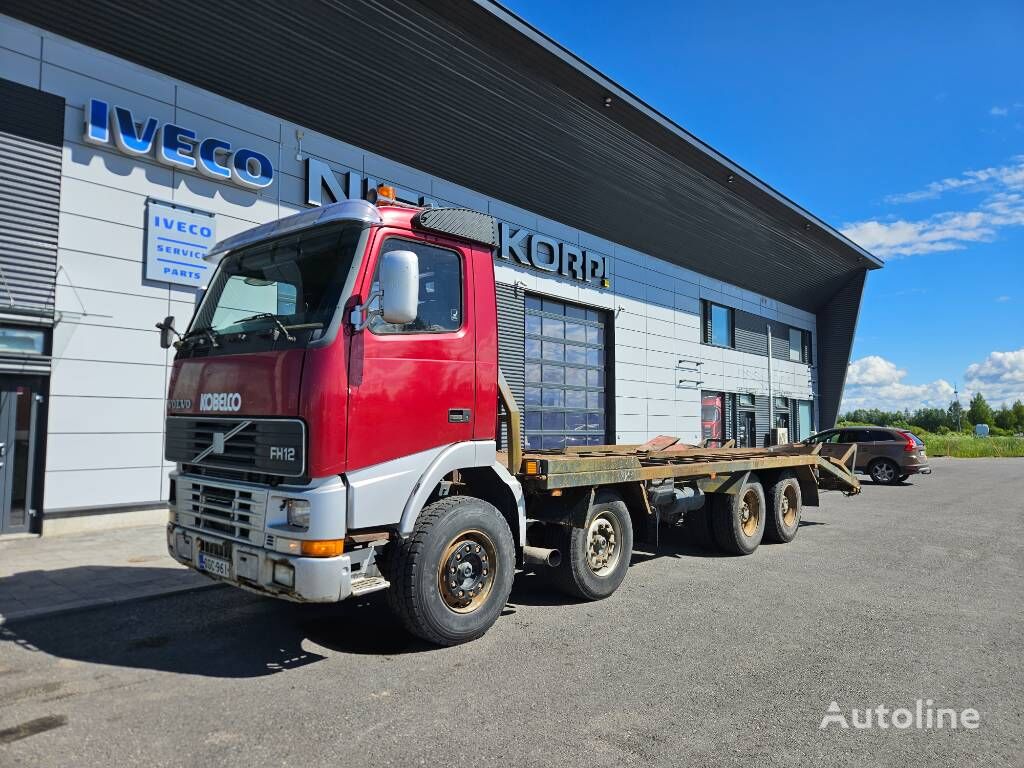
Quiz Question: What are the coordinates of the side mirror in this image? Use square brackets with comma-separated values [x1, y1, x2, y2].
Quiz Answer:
[379, 250, 419, 325]
[156, 316, 177, 349]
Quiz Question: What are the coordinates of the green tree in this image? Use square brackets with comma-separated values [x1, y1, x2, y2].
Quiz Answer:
[912, 407, 949, 433]
[967, 393, 994, 427]
[994, 405, 1015, 431]
[1012, 400, 1024, 433]
[947, 398, 965, 431]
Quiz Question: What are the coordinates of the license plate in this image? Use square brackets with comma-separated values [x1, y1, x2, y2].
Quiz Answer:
[198, 552, 231, 578]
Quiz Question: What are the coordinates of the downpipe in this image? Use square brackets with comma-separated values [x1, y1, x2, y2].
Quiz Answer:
[523, 546, 562, 568]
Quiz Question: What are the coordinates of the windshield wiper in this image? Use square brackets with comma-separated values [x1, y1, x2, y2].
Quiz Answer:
[236, 313, 325, 342]
[181, 326, 220, 348]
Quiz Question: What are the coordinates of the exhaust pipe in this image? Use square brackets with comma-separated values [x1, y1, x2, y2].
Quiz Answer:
[523, 546, 561, 568]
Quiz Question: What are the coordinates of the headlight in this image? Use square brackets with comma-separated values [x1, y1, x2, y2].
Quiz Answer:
[273, 561, 295, 588]
[283, 498, 311, 529]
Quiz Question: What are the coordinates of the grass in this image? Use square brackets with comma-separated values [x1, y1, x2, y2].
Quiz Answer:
[921, 434, 1024, 458]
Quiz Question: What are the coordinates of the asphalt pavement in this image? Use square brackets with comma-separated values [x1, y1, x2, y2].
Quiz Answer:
[1, 457, 1021, 767]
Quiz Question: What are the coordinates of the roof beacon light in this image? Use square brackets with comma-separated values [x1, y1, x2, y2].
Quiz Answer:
[376, 184, 397, 204]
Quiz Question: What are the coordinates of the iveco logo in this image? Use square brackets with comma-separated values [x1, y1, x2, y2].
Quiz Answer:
[199, 392, 242, 412]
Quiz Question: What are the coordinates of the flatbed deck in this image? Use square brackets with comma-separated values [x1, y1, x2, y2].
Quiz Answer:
[509, 437, 860, 494]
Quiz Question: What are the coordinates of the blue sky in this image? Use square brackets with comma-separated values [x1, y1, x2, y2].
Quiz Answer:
[504, 0, 1024, 411]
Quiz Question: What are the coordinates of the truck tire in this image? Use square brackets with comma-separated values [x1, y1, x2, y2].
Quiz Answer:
[384, 495, 515, 646]
[868, 458, 899, 485]
[764, 472, 802, 543]
[710, 475, 766, 555]
[553, 490, 633, 601]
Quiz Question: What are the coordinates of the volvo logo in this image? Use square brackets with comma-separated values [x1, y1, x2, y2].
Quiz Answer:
[199, 392, 242, 412]
[191, 420, 252, 464]
[167, 398, 192, 410]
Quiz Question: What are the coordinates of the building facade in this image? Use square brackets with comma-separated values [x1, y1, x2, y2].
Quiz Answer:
[0, 1, 880, 535]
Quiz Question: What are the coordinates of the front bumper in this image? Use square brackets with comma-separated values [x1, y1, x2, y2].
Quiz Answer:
[167, 523, 353, 601]
[167, 470, 357, 602]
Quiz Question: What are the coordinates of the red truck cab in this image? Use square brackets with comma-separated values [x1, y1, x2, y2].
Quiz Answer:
[164, 197, 524, 643]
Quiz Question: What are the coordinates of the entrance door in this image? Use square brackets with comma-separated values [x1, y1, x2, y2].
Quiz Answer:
[0, 387, 36, 535]
[738, 410, 756, 448]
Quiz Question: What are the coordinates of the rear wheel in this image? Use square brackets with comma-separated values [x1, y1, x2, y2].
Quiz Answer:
[553, 491, 633, 600]
[869, 459, 899, 485]
[385, 496, 515, 646]
[765, 472, 802, 543]
[711, 475, 766, 555]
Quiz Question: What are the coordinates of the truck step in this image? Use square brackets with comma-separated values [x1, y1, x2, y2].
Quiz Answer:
[351, 576, 389, 596]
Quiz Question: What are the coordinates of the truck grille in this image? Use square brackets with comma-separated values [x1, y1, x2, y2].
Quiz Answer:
[176, 476, 269, 544]
[165, 417, 305, 477]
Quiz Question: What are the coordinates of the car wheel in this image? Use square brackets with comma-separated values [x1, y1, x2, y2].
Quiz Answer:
[869, 459, 899, 485]
[898, 474, 910, 482]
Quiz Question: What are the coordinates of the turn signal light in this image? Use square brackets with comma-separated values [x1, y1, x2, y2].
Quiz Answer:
[523, 459, 540, 475]
[301, 539, 344, 557]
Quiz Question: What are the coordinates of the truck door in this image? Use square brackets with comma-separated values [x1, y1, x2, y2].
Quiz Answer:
[346, 231, 476, 471]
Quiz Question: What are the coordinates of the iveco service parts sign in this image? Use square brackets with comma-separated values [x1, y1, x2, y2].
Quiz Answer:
[83, 98, 274, 189]
[145, 201, 216, 287]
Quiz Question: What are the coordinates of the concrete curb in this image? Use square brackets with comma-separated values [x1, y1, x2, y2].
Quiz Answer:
[0, 580, 225, 626]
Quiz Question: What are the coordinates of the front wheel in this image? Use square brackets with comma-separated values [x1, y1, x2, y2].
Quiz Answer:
[553, 491, 633, 601]
[385, 496, 515, 646]
[869, 459, 899, 485]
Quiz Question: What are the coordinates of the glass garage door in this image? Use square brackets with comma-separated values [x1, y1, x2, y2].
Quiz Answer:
[523, 295, 608, 450]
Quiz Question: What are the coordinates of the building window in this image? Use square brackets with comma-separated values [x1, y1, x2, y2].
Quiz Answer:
[702, 301, 733, 348]
[523, 296, 608, 450]
[789, 327, 811, 364]
[0, 327, 45, 355]
[738, 392, 755, 408]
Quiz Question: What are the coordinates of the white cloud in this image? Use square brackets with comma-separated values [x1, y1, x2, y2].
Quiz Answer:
[841, 156, 1024, 258]
[882, 156, 1024, 204]
[842, 349, 1024, 413]
[841, 355, 955, 413]
[991, 106, 1009, 117]
[995, 295, 1011, 302]
[964, 349, 1024, 405]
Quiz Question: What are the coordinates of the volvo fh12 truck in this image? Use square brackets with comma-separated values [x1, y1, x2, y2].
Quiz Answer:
[161, 190, 859, 646]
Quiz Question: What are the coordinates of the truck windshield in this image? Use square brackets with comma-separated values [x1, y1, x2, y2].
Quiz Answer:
[188, 224, 363, 344]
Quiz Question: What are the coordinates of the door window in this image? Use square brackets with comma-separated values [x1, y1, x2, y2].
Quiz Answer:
[369, 239, 462, 334]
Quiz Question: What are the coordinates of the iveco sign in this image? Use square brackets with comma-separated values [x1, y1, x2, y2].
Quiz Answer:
[84, 99, 274, 190]
[306, 158, 607, 284]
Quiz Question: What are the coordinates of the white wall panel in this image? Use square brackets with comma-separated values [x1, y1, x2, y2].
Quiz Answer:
[46, 432, 163, 472]
[43, 467, 163, 510]
[48, 395, 165, 435]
